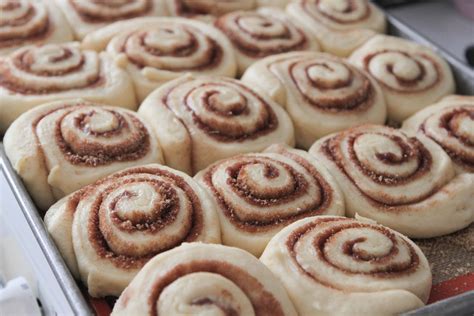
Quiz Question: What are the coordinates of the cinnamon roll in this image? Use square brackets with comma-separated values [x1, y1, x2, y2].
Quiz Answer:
[349, 35, 455, 122]
[44, 164, 220, 297]
[54, 0, 168, 39]
[260, 216, 432, 315]
[215, 8, 320, 75]
[402, 95, 474, 174]
[4, 99, 163, 211]
[194, 144, 345, 256]
[138, 75, 295, 175]
[82, 17, 237, 102]
[0, 42, 137, 134]
[112, 243, 297, 315]
[0, 0, 73, 56]
[286, 0, 386, 57]
[165, 0, 256, 22]
[309, 124, 474, 238]
[242, 51, 386, 148]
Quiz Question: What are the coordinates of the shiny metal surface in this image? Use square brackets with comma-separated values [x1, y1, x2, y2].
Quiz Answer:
[0, 144, 92, 315]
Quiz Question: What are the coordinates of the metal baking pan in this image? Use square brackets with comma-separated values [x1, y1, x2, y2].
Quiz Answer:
[0, 144, 93, 315]
[0, 12, 472, 316]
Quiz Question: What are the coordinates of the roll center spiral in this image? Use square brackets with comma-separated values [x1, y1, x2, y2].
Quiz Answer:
[235, 162, 295, 199]
[205, 89, 247, 116]
[110, 182, 173, 224]
[307, 62, 351, 89]
[24, 45, 83, 74]
[143, 28, 194, 54]
[353, 133, 419, 178]
[80, 110, 120, 133]
[446, 110, 474, 144]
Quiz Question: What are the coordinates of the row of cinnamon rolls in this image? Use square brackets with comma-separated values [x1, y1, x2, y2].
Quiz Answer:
[3, 92, 473, 314]
[40, 145, 435, 315]
[1, 1, 472, 315]
[1, 0, 382, 54]
[1, 1, 456, 134]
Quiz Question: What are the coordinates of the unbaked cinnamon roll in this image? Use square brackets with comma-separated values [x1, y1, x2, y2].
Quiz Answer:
[112, 243, 297, 315]
[195, 144, 344, 256]
[0, 42, 137, 133]
[260, 216, 432, 315]
[54, 0, 168, 39]
[0, 0, 73, 56]
[165, 0, 256, 22]
[309, 124, 474, 238]
[82, 17, 237, 102]
[286, 0, 386, 57]
[349, 35, 455, 123]
[215, 8, 319, 75]
[402, 95, 474, 174]
[242, 51, 386, 148]
[138, 75, 295, 175]
[45, 164, 220, 297]
[4, 99, 163, 211]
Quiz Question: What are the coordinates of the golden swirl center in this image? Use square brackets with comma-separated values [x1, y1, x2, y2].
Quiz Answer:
[27, 45, 82, 73]
[111, 182, 171, 223]
[82, 110, 120, 133]
[353, 133, 419, 178]
[236, 162, 295, 199]
[319, 225, 413, 274]
[188, 84, 269, 137]
[142, 28, 193, 53]
[449, 111, 474, 143]
[206, 88, 246, 115]
[307, 61, 351, 88]
[365, 50, 440, 92]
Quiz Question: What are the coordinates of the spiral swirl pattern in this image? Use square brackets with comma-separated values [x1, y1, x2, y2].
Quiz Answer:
[242, 51, 386, 148]
[349, 35, 455, 122]
[0, 0, 73, 55]
[195, 144, 344, 256]
[403, 95, 474, 174]
[166, 0, 256, 21]
[4, 99, 163, 210]
[112, 243, 297, 316]
[286, 0, 386, 56]
[260, 216, 432, 315]
[215, 8, 319, 74]
[1, 43, 101, 94]
[0, 42, 137, 133]
[139, 75, 294, 175]
[55, 0, 167, 39]
[309, 124, 474, 238]
[44, 165, 221, 297]
[83, 17, 237, 101]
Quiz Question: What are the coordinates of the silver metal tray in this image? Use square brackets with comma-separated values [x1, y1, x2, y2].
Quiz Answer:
[0, 12, 472, 316]
[0, 145, 93, 315]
